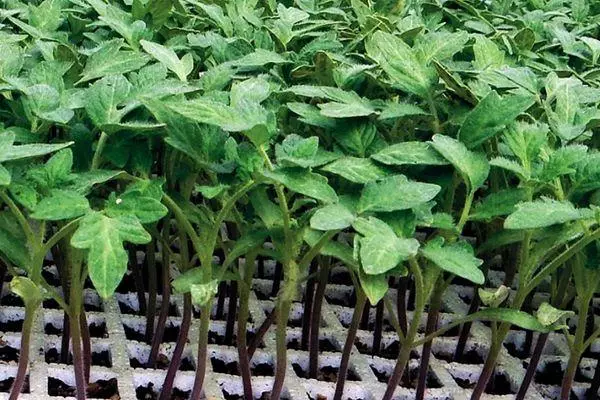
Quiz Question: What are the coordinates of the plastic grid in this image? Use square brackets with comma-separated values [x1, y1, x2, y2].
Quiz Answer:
[0, 260, 594, 399]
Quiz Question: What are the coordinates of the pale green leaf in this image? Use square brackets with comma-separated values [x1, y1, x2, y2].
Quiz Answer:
[80, 40, 150, 83]
[30, 189, 90, 220]
[372, 142, 448, 166]
[322, 157, 387, 184]
[310, 203, 355, 231]
[431, 135, 489, 191]
[140, 40, 192, 81]
[458, 91, 534, 148]
[263, 168, 338, 203]
[421, 237, 484, 284]
[365, 30, 433, 98]
[358, 175, 440, 213]
[504, 198, 593, 230]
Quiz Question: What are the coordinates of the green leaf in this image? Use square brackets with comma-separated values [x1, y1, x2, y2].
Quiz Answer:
[372, 142, 448, 166]
[470, 188, 529, 221]
[30, 190, 90, 220]
[430, 135, 489, 191]
[358, 268, 388, 305]
[10, 277, 43, 307]
[0, 165, 10, 186]
[79, 40, 150, 83]
[195, 184, 228, 199]
[71, 212, 151, 298]
[536, 302, 574, 327]
[458, 91, 534, 148]
[191, 279, 219, 306]
[0, 211, 29, 269]
[310, 203, 355, 231]
[140, 40, 193, 82]
[22, 84, 74, 124]
[65, 170, 124, 195]
[85, 75, 132, 128]
[415, 31, 469, 64]
[275, 134, 322, 168]
[105, 191, 167, 224]
[468, 308, 552, 332]
[359, 233, 419, 275]
[478, 285, 510, 307]
[472, 35, 505, 70]
[504, 198, 593, 230]
[0, 138, 72, 162]
[421, 237, 484, 284]
[322, 157, 387, 184]
[365, 30, 433, 98]
[287, 103, 337, 129]
[358, 175, 440, 213]
[490, 157, 528, 179]
[304, 229, 355, 267]
[378, 102, 428, 120]
[263, 168, 338, 203]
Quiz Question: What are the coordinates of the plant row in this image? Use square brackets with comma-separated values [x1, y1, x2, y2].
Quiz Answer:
[0, 0, 599, 399]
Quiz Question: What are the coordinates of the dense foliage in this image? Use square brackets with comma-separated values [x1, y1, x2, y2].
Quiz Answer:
[0, 0, 600, 399]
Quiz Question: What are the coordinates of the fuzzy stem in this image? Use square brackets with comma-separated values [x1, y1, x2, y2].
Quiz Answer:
[80, 312, 91, 384]
[382, 258, 426, 400]
[333, 290, 366, 400]
[91, 131, 108, 170]
[301, 262, 317, 351]
[270, 298, 292, 400]
[130, 247, 147, 315]
[415, 280, 443, 400]
[216, 282, 227, 320]
[147, 226, 171, 368]
[159, 294, 192, 400]
[271, 262, 283, 297]
[248, 309, 275, 359]
[9, 305, 36, 400]
[309, 262, 330, 378]
[144, 241, 157, 344]
[237, 254, 257, 400]
[70, 264, 87, 400]
[190, 303, 211, 399]
[396, 277, 408, 336]
[516, 333, 548, 400]
[372, 300, 384, 357]
[224, 280, 238, 346]
[560, 294, 591, 400]
[454, 292, 480, 361]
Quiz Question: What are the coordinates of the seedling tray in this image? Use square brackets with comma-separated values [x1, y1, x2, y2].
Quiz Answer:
[0, 264, 591, 399]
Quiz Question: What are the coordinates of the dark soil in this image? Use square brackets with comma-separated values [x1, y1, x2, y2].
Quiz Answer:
[504, 340, 529, 359]
[136, 382, 190, 400]
[434, 348, 483, 364]
[292, 364, 360, 382]
[124, 322, 179, 342]
[222, 389, 275, 400]
[535, 360, 563, 385]
[119, 300, 178, 317]
[0, 294, 24, 307]
[46, 348, 112, 367]
[287, 337, 338, 352]
[45, 321, 107, 338]
[130, 354, 194, 371]
[48, 377, 119, 398]
[0, 376, 29, 393]
[210, 357, 274, 376]
[354, 339, 418, 360]
[0, 343, 19, 362]
[369, 365, 442, 389]
[484, 372, 514, 395]
[0, 318, 23, 332]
